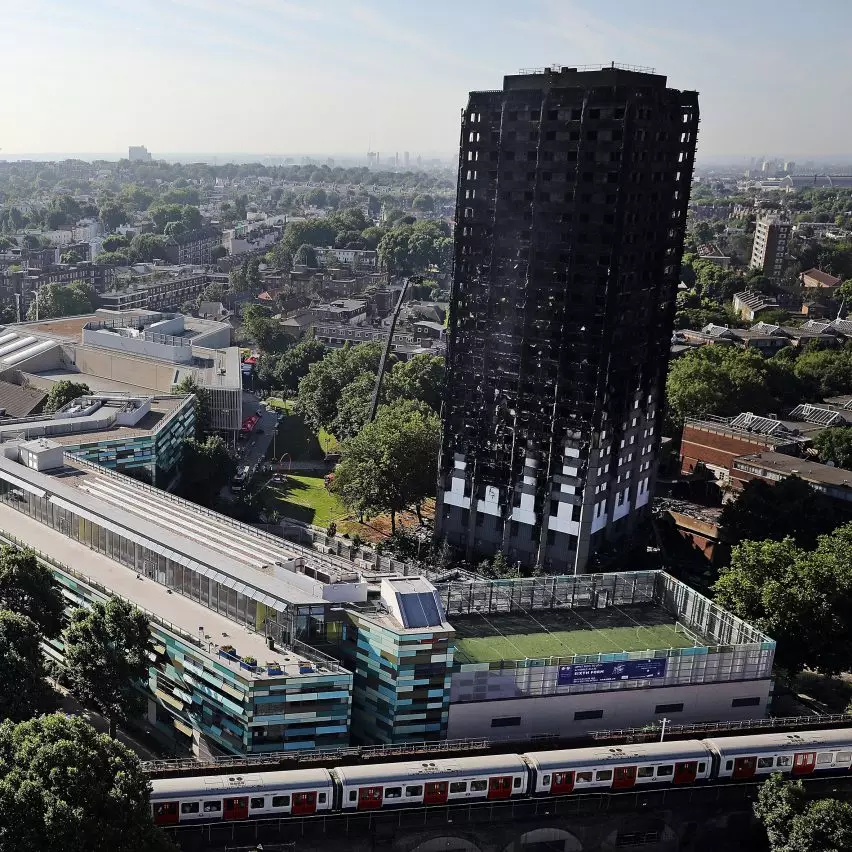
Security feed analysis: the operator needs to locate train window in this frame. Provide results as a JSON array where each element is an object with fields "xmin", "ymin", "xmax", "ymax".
[
  {"xmin": 637, "ymin": 767, "xmax": 654, "ymax": 778},
  {"xmin": 542, "ymin": 775, "xmax": 551, "ymax": 786},
  {"xmin": 449, "ymin": 782, "xmax": 467, "ymax": 793},
  {"xmin": 318, "ymin": 793, "xmax": 327, "ymax": 803},
  {"xmin": 596, "ymin": 770, "xmax": 613, "ymax": 782},
  {"xmin": 758, "ymin": 758, "xmax": 774, "ymax": 769},
  {"xmin": 776, "ymin": 756, "xmax": 792, "ymax": 767},
  {"xmin": 837, "ymin": 752, "xmax": 852, "ymax": 763},
  {"xmin": 817, "ymin": 753, "xmax": 833, "ymax": 764},
  {"xmin": 203, "ymin": 801, "xmax": 221, "ymax": 813},
  {"xmin": 513, "ymin": 777, "xmax": 522, "ymax": 788},
  {"xmin": 385, "ymin": 787, "xmax": 403, "ymax": 799},
  {"xmin": 181, "ymin": 802, "xmax": 199, "ymax": 815},
  {"xmin": 349, "ymin": 791, "xmax": 357, "ymax": 802},
  {"xmin": 272, "ymin": 795, "xmax": 291, "ymax": 808},
  {"xmin": 406, "ymin": 786, "xmax": 423, "ymax": 797},
  {"xmin": 470, "ymin": 781, "xmax": 487, "ymax": 792},
  {"xmin": 250, "ymin": 797, "xmax": 265, "ymax": 809},
  {"xmin": 656, "ymin": 766, "xmax": 673, "ymax": 777},
  {"xmin": 725, "ymin": 761, "xmax": 734, "ymax": 771},
  {"xmin": 576, "ymin": 772, "xmax": 593, "ymax": 783}
]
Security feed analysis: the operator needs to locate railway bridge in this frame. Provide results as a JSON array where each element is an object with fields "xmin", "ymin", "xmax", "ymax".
[{"xmin": 162, "ymin": 776, "xmax": 852, "ymax": 852}]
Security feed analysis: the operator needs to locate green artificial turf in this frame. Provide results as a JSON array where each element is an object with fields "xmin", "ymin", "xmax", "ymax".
[{"xmin": 452, "ymin": 607, "xmax": 701, "ymax": 663}]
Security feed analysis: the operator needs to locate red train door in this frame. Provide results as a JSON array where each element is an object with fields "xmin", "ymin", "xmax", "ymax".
[
  {"xmin": 793, "ymin": 752, "xmax": 817, "ymax": 776},
  {"xmin": 674, "ymin": 761, "xmax": 698, "ymax": 785},
  {"xmin": 153, "ymin": 802, "xmax": 179, "ymax": 826},
  {"xmin": 292, "ymin": 791, "xmax": 317, "ymax": 815},
  {"xmin": 613, "ymin": 766, "xmax": 637, "ymax": 790},
  {"xmin": 424, "ymin": 781, "xmax": 448, "ymax": 805},
  {"xmin": 551, "ymin": 771, "xmax": 574, "ymax": 795},
  {"xmin": 358, "ymin": 787, "xmax": 383, "ymax": 810},
  {"xmin": 223, "ymin": 797, "xmax": 249, "ymax": 821},
  {"xmin": 732, "ymin": 757, "xmax": 757, "ymax": 780},
  {"xmin": 488, "ymin": 776, "xmax": 513, "ymax": 800}
]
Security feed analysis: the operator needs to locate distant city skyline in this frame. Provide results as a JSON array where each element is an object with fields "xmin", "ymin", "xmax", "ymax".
[{"xmin": 2, "ymin": 0, "xmax": 849, "ymax": 160}]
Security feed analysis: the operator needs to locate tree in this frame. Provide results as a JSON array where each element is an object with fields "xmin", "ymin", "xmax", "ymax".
[
  {"xmin": 102, "ymin": 233, "xmax": 130, "ymax": 252},
  {"xmin": 0, "ymin": 713, "xmax": 171, "ymax": 852},
  {"xmin": 0, "ymin": 545, "xmax": 63, "ymax": 638},
  {"xmin": 0, "ymin": 611, "xmax": 55, "ymax": 721},
  {"xmin": 180, "ymin": 204, "xmax": 202, "ymax": 231},
  {"xmin": 332, "ymin": 399, "xmax": 440, "ymax": 532},
  {"xmin": 720, "ymin": 475, "xmax": 838, "ymax": 549},
  {"xmin": 177, "ymin": 435, "xmax": 235, "ymax": 506},
  {"xmin": 714, "ymin": 524, "xmax": 852, "ymax": 675},
  {"xmin": 294, "ymin": 243, "xmax": 319, "ymax": 268},
  {"xmin": 44, "ymin": 380, "xmax": 91, "ymax": 413},
  {"xmin": 665, "ymin": 346, "xmax": 780, "ymax": 424},
  {"xmin": 331, "ymin": 371, "xmax": 376, "ymax": 441},
  {"xmin": 242, "ymin": 304, "xmax": 289, "ymax": 353},
  {"xmin": 755, "ymin": 773, "xmax": 852, "ymax": 852},
  {"xmin": 257, "ymin": 337, "xmax": 326, "ymax": 394},
  {"xmin": 172, "ymin": 374, "xmax": 210, "ymax": 435},
  {"xmin": 98, "ymin": 201, "xmax": 127, "ymax": 232},
  {"xmin": 163, "ymin": 220, "xmax": 186, "ymax": 238},
  {"xmin": 148, "ymin": 203, "xmax": 185, "ymax": 234},
  {"xmin": 385, "ymin": 354, "xmax": 445, "ymax": 412},
  {"xmin": 793, "ymin": 348, "xmax": 852, "ymax": 398},
  {"xmin": 412, "ymin": 193, "xmax": 435, "ymax": 212},
  {"xmin": 296, "ymin": 342, "xmax": 384, "ymax": 432},
  {"xmin": 62, "ymin": 598, "xmax": 151, "ymax": 739},
  {"xmin": 27, "ymin": 280, "xmax": 97, "ymax": 320},
  {"xmin": 813, "ymin": 425, "xmax": 852, "ymax": 469},
  {"xmin": 129, "ymin": 232, "xmax": 169, "ymax": 262}
]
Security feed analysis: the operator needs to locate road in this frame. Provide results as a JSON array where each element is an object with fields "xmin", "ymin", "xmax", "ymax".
[{"xmin": 237, "ymin": 392, "xmax": 280, "ymax": 470}]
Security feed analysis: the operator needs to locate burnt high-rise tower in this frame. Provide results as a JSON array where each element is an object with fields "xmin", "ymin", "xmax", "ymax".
[{"xmin": 436, "ymin": 64, "xmax": 699, "ymax": 573}]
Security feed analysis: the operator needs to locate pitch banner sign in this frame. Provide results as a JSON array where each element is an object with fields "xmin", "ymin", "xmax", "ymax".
[{"xmin": 557, "ymin": 658, "xmax": 667, "ymax": 686}]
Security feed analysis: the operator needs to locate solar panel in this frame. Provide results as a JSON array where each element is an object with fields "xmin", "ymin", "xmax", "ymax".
[{"xmin": 398, "ymin": 591, "xmax": 444, "ymax": 628}]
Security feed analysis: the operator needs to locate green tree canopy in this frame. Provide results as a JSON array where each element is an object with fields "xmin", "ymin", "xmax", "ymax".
[
  {"xmin": 385, "ymin": 354, "xmax": 445, "ymax": 412},
  {"xmin": 256, "ymin": 337, "xmax": 326, "ymax": 394},
  {"xmin": 0, "ymin": 610, "xmax": 55, "ymax": 721},
  {"xmin": 178, "ymin": 435, "xmax": 234, "ymax": 505},
  {"xmin": 719, "ymin": 475, "xmax": 838, "ymax": 549},
  {"xmin": 714, "ymin": 523, "xmax": 852, "ymax": 675},
  {"xmin": 98, "ymin": 201, "xmax": 128, "ymax": 232},
  {"xmin": 755, "ymin": 773, "xmax": 852, "ymax": 852},
  {"xmin": 294, "ymin": 243, "xmax": 319, "ymax": 268},
  {"xmin": 665, "ymin": 346, "xmax": 779, "ymax": 424},
  {"xmin": 129, "ymin": 232, "xmax": 169, "ymax": 262},
  {"xmin": 793, "ymin": 348, "xmax": 852, "ymax": 398},
  {"xmin": 0, "ymin": 544, "xmax": 63, "ymax": 638},
  {"xmin": 0, "ymin": 713, "xmax": 171, "ymax": 852},
  {"xmin": 62, "ymin": 598, "xmax": 151, "ymax": 738},
  {"xmin": 44, "ymin": 380, "xmax": 91, "ymax": 414},
  {"xmin": 296, "ymin": 342, "xmax": 385, "ymax": 432},
  {"xmin": 102, "ymin": 233, "xmax": 131, "ymax": 252},
  {"xmin": 172, "ymin": 374, "xmax": 210, "ymax": 435},
  {"xmin": 26, "ymin": 280, "xmax": 97, "ymax": 321},
  {"xmin": 242, "ymin": 304, "xmax": 289, "ymax": 353},
  {"xmin": 332, "ymin": 399, "xmax": 440, "ymax": 531},
  {"xmin": 812, "ymin": 425, "xmax": 852, "ymax": 469}
]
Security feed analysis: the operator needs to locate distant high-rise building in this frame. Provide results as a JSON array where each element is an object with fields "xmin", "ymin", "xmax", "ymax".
[
  {"xmin": 436, "ymin": 64, "xmax": 699, "ymax": 573},
  {"xmin": 404, "ymin": 151, "xmax": 410, "ymax": 167},
  {"xmin": 750, "ymin": 215, "xmax": 792, "ymax": 282},
  {"xmin": 128, "ymin": 145, "xmax": 152, "ymax": 163}
]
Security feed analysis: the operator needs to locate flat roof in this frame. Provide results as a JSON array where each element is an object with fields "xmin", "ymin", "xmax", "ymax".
[
  {"xmin": 25, "ymin": 369, "xmax": 156, "ymax": 397},
  {"xmin": 17, "ymin": 315, "xmax": 100, "ymax": 340},
  {"xmin": 451, "ymin": 604, "xmax": 704, "ymax": 664},
  {"xmin": 0, "ymin": 502, "xmax": 336, "ymax": 680},
  {"xmin": 0, "ymin": 454, "xmax": 365, "ymax": 608},
  {"xmin": 734, "ymin": 451, "xmax": 852, "ymax": 488}
]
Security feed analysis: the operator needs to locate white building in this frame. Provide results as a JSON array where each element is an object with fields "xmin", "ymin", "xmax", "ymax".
[{"xmin": 128, "ymin": 145, "xmax": 153, "ymax": 163}]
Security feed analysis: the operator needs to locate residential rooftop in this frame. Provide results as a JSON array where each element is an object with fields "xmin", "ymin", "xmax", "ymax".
[{"xmin": 733, "ymin": 451, "xmax": 852, "ymax": 489}]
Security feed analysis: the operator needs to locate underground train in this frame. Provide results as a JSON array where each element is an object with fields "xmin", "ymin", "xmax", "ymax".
[{"xmin": 150, "ymin": 727, "xmax": 852, "ymax": 826}]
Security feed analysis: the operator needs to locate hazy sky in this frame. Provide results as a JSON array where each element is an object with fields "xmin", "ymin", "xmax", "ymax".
[{"xmin": 2, "ymin": 0, "xmax": 849, "ymax": 161}]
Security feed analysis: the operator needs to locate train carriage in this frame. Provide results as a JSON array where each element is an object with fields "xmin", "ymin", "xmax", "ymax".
[
  {"xmin": 150, "ymin": 768, "xmax": 334, "ymax": 825},
  {"xmin": 333, "ymin": 754, "xmax": 529, "ymax": 811},
  {"xmin": 523, "ymin": 740, "xmax": 713, "ymax": 795},
  {"xmin": 705, "ymin": 728, "xmax": 852, "ymax": 781}
]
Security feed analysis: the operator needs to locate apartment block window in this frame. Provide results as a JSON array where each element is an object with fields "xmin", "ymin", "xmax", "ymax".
[
  {"xmin": 491, "ymin": 716, "xmax": 521, "ymax": 727},
  {"xmin": 654, "ymin": 703, "xmax": 684, "ymax": 714},
  {"xmin": 731, "ymin": 697, "xmax": 761, "ymax": 708},
  {"xmin": 574, "ymin": 709, "xmax": 604, "ymax": 721}
]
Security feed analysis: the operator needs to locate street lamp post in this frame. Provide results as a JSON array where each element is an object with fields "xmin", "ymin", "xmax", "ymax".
[{"xmin": 660, "ymin": 717, "xmax": 670, "ymax": 742}]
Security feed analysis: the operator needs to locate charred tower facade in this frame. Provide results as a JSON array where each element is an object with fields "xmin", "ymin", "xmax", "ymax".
[{"xmin": 436, "ymin": 65, "xmax": 698, "ymax": 573}]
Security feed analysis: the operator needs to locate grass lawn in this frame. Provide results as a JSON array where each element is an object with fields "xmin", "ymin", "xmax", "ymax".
[
  {"xmin": 452, "ymin": 607, "xmax": 700, "ymax": 663},
  {"xmin": 266, "ymin": 474, "xmax": 348, "ymax": 527},
  {"xmin": 265, "ymin": 399, "xmax": 339, "ymax": 461}
]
